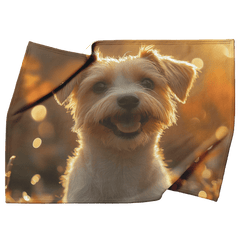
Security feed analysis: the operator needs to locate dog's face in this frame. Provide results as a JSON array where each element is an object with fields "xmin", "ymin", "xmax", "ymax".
[{"xmin": 55, "ymin": 46, "xmax": 198, "ymax": 150}]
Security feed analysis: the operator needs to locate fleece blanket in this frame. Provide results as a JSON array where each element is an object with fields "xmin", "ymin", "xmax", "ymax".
[{"xmin": 6, "ymin": 40, "xmax": 234, "ymax": 203}]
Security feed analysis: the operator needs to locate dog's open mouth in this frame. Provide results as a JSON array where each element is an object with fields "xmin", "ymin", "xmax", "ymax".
[{"xmin": 100, "ymin": 113, "xmax": 149, "ymax": 139}]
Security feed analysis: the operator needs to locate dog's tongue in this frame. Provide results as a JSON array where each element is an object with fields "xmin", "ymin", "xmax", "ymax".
[
  {"xmin": 116, "ymin": 121, "xmax": 141, "ymax": 133},
  {"xmin": 112, "ymin": 114, "xmax": 141, "ymax": 133}
]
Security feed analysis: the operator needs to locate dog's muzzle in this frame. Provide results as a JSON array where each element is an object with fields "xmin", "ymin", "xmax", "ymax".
[
  {"xmin": 99, "ymin": 94, "xmax": 149, "ymax": 139},
  {"xmin": 100, "ymin": 112, "xmax": 149, "ymax": 139}
]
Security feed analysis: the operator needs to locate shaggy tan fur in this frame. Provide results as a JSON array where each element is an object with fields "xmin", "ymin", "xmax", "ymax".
[{"xmin": 55, "ymin": 46, "xmax": 198, "ymax": 203}]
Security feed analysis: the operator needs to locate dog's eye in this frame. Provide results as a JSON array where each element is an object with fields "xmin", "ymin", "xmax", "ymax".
[
  {"xmin": 92, "ymin": 82, "xmax": 108, "ymax": 94},
  {"xmin": 141, "ymin": 78, "xmax": 154, "ymax": 90}
]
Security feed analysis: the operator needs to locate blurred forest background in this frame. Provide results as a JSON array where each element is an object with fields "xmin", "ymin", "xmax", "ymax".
[{"xmin": 5, "ymin": 40, "xmax": 234, "ymax": 203}]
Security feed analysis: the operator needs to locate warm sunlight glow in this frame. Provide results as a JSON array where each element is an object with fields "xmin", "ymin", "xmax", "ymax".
[
  {"xmin": 23, "ymin": 74, "xmax": 40, "ymax": 89},
  {"xmin": 25, "ymin": 82, "xmax": 54, "ymax": 104},
  {"xmin": 33, "ymin": 138, "xmax": 42, "ymax": 148},
  {"xmin": 31, "ymin": 174, "xmax": 41, "ymax": 185},
  {"xmin": 31, "ymin": 105, "xmax": 47, "ymax": 121},
  {"xmin": 192, "ymin": 58, "xmax": 204, "ymax": 69},
  {"xmin": 215, "ymin": 126, "xmax": 229, "ymax": 140},
  {"xmin": 198, "ymin": 190, "xmax": 207, "ymax": 199},
  {"xmin": 22, "ymin": 55, "xmax": 40, "ymax": 70}
]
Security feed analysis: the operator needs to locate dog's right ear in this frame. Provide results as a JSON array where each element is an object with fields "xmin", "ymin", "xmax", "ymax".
[{"xmin": 53, "ymin": 78, "xmax": 79, "ymax": 105}]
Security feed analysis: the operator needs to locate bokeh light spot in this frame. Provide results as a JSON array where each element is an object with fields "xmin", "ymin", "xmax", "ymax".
[
  {"xmin": 38, "ymin": 121, "xmax": 55, "ymax": 138},
  {"xmin": 5, "ymin": 171, "xmax": 11, "ymax": 178},
  {"xmin": 33, "ymin": 138, "xmax": 42, "ymax": 148},
  {"xmin": 202, "ymin": 168, "xmax": 212, "ymax": 179},
  {"xmin": 10, "ymin": 155, "xmax": 16, "ymax": 161},
  {"xmin": 31, "ymin": 174, "xmax": 41, "ymax": 185},
  {"xmin": 198, "ymin": 190, "xmax": 207, "ymax": 198},
  {"xmin": 22, "ymin": 191, "xmax": 31, "ymax": 201},
  {"xmin": 192, "ymin": 58, "xmax": 204, "ymax": 69},
  {"xmin": 215, "ymin": 126, "xmax": 229, "ymax": 140},
  {"xmin": 31, "ymin": 105, "xmax": 47, "ymax": 122},
  {"xmin": 222, "ymin": 45, "xmax": 234, "ymax": 58},
  {"xmin": 57, "ymin": 166, "xmax": 64, "ymax": 174}
]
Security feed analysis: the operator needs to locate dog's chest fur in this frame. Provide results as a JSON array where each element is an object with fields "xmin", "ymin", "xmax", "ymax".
[{"xmin": 65, "ymin": 134, "xmax": 170, "ymax": 203}]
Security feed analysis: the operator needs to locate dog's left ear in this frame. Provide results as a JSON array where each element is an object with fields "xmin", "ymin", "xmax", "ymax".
[
  {"xmin": 159, "ymin": 57, "xmax": 198, "ymax": 103},
  {"xmin": 139, "ymin": 46, "xmax": 198, "ymax": 103}
]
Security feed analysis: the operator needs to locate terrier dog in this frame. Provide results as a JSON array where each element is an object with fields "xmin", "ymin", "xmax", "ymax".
[{"xmin": 54, "ymin": 46, "xmax": 198, "ymax": 203}]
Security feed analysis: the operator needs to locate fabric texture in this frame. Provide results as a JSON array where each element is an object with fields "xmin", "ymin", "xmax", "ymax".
[{"xmin": 5, "ymin": 39, "xmax": 236, "ymax": 203}]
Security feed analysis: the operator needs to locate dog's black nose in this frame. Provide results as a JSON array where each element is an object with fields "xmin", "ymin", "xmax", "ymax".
[{"xmin": 117, "ymin": 95, "xmax": 140, "ymax": 110}]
